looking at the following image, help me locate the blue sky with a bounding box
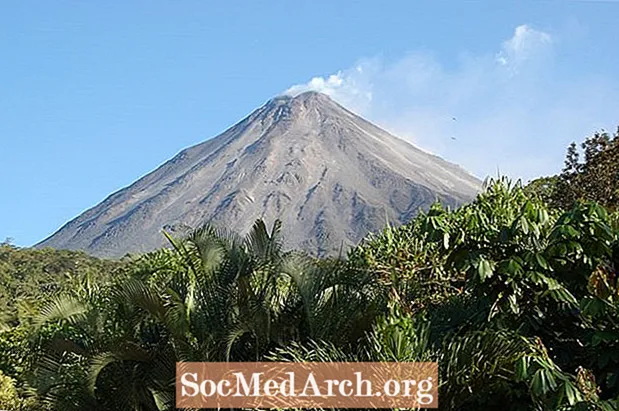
[2,1,619,247]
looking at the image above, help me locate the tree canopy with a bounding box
[527,127,619,211]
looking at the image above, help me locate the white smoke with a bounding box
[284,66,374,114]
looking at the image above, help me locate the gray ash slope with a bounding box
[37,92,482,258]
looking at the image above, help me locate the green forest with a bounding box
[1,129,618,410]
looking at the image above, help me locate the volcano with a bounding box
[38,91,481,257]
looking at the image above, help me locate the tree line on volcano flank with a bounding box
[0,130,618,410]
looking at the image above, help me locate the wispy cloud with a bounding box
[495,25,553,72]
[284,25,619,182]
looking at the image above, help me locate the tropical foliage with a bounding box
[0,242,125,325]
[348,178,619,409]
[0,244,126,409]
[0,177,617,410]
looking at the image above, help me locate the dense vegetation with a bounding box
[0,245,126,410]
[1,130,618,410]
[0,243,125,321]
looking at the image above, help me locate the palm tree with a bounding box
[30,219,385,410]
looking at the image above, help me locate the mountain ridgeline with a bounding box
[38,92,481,257]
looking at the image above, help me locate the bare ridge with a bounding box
[37,92,482,257]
